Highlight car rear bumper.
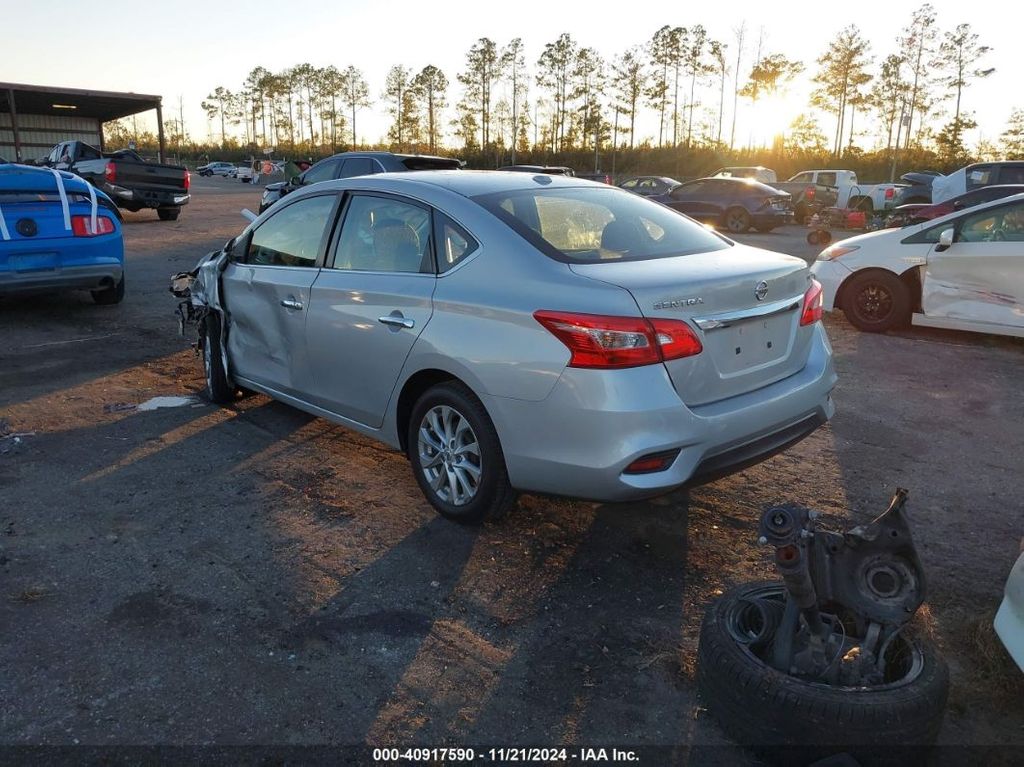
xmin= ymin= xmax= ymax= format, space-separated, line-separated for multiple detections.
xmin=485 ymin=322 xmax=837 ymax=502
xmin=0 ymin=262 xmax=123 ymax=295
xmin=995 ymin=551 xmax=1024 ymax=673
xmin=752 ymin=211 xmax=794 ymax=228
xmin=103 ymin=182 xmax=189 ymax=208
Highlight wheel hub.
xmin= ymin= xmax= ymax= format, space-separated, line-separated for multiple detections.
xmin=418 ymin=405 xmax=482 ymax=506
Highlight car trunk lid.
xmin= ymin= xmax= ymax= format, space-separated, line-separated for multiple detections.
xmin=569 ymin=245 xmax=814 ymax=406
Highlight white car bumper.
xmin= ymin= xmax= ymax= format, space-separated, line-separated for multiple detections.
xmin=995 ymin=550 xmax=1024 ymax=672
xmin=809 ymin=259 xmax=854 ymax=312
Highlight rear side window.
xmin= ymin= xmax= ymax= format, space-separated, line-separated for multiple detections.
xmin=245 ymin=194 xmax=337 ymax=267
xmin=473 ymin=186 xmax=729 ymax=263
xmin=433 ymin=212 xmax=477 ymax=273
xmin=338 ymin=158 xmax=376 ymax=178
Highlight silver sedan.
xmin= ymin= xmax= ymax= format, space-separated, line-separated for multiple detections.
xmin=189 ymin=171 xmax=836 ymax=522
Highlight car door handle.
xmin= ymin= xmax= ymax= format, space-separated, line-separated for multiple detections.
xmin=280 ymin=298 xmax=303 ymax=310
xmin=378 ymin=315 xmax=415 ymax=329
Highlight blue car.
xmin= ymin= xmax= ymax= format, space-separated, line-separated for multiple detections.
xmin=0 ymin=163 xmax=125 ymax=304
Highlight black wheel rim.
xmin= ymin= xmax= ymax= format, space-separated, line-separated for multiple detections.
xmin=854 ymin=283 xmax=894 ymax=323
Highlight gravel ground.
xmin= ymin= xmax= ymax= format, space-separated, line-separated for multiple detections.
xmin=1 ymin=176 xmax=1021 ymax=761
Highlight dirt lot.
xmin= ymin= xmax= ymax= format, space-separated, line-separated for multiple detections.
xmin=1 ymin=177 xmax=1022 ymax=761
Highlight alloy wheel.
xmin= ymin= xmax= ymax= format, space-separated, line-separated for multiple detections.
xmin=417 ymin=405 xmax=482 ymax=506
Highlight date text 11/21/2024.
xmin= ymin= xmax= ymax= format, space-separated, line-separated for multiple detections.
xmin=372 ymin=747 xmax=640 ymax=762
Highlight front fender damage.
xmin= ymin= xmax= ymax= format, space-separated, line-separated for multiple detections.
xmin=170 ymin=250 xmax=234 ymax=388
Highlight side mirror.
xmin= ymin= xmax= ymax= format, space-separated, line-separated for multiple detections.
xmin=936 ymin=228 xmax=954 ymax=252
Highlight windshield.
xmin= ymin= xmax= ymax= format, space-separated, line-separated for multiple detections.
xmin=473 ymin=186 xmax=730 ymax=263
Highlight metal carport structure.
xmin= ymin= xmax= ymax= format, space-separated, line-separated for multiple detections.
xmin=0 ymin=82 xmax=165 ymax=164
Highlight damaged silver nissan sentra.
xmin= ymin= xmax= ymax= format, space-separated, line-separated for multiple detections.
xmin=172 ymin=171 xmax=836 ymax=522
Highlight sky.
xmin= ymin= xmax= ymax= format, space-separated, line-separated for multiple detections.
xmin=2 ymin=0 xmax=1015 ymax=153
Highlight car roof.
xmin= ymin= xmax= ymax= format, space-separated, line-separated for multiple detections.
xmin=300 ymin=169 xmax=607 ymax=198
xmin=319 ymin=150 xmax=460 ymax=164
xmin=685 ymin=176 xmax=780 ymax=193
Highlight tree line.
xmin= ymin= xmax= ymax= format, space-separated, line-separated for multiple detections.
xmin=106 ymin=4 xmax=1022 ymax=177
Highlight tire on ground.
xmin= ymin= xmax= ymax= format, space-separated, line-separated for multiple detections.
xmin=92 ymin=274 xmax=125 ymax=305
xmin=157 ymin=207 xmax=180 ymax=221
xmin=407 ymin=381 xmax=516 ymax=524
xmin=723 ymin=206 xmax=751 ymax=233
xmin=203 ymin=312 xmax=235 ymax=404
xmin=696 ymin=581 xmax=950 ymax=763
xmin=842 ymin=269 xmax=910 ymax=332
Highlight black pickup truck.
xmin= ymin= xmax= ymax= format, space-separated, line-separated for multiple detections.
xmin=40 ymin=141 xmax=190 ymax=220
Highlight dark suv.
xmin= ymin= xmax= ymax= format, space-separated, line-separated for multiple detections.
xmin=259 ymin=151 xmax=463 ymax=213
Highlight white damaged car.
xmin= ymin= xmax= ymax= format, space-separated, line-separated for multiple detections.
xmin=810 ymin=192 xmax=1024 ymax=338
xmin=996 ymin=545 xmax=1024 ymax=672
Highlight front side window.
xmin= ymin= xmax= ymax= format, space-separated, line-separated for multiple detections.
xmin=958 ymin=202 xmax=1024 ymax=243
xmin=817 ymin=172 xmax=838 ymax=187
xmin=473 ymin=186 xmax=729 ymax=263
xmin=966 ymin=166 xmax=993 ymax=189
xmin=301 ymin=159 xmax=341 ymax=185
xmin=245 ymin=194 xmax=337 ymax=267
xmin=671 ymin=181 xmax=705 ymax=199
xmin=332 ymin=195 xmax=433 ymax=273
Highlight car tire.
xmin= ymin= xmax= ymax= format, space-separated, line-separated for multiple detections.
xmin=92 ymin=274 xmax=125 ymax=305
xmin=202 ymin=313 xmax=234 ymax=404
xmin=157 ymin=207 xmax=180 ymax=221
xmin=697 ymin=581 xmax=949 ymax=763
xmin=723 ymin=207 xmax=751 ymax=233
xmin=843 ymin=270 xmax=910 ymax=332
xmin=407 ymin=382 xmax=516 ymax=524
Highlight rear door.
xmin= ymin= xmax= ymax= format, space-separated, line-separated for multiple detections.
xmin=337 ymin=158 xmax=378 ymax=179
xmin=666 ymin=181 xmax=715 ymax=220
xmin=303 ymin=192 xmax=436 ymax=427
xmin=223 ymin=192 xmax=340 ymax=396
xmin=922 ymin=200 xmax=1024 ymax=329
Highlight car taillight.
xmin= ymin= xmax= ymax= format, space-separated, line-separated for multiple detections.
xmin=104 ymin=162 xmax=116 ymax=183
xmin=885 ymin=187 xmax=895 ymax=199
xmin=534 ymin=311 xmax=702 ymax=369
xmin=805 ymin=186 xmax=815 ymax=200
xmin=800 ymin=279 xmax=824 ymax=326
xmin=184 ymin=170 xmax=191 ymax=192
xmin=71 ymin=215 xmax=116 ymax=237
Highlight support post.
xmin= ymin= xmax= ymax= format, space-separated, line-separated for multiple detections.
xmin=8 ymin=89 xmax=22 ymax=162
xmin=156 ymin=100 xmax=165 ymax=163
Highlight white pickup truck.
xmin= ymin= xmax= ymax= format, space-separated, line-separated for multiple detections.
xmin=786 ymin=169 xmax=902 ymax=213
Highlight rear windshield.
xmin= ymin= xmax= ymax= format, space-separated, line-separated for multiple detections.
xmin=472 ymin=186 xmax=730 ymax=263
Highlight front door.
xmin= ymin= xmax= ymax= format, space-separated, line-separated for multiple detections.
xmin=223 ymin=192 xmax=340 ymax=397
xmin=923 ymin=199 xmax=1024 ymax=330
xmin=304 ymin=193 xmax=436 ymax=427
